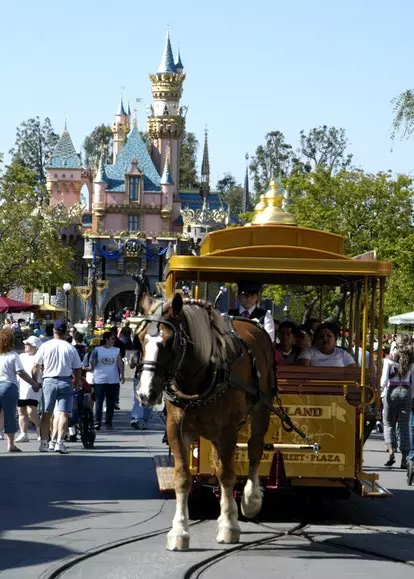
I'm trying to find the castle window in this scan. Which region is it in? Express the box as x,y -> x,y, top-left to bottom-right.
129,176 -> 139,201
128,215 -> 139,232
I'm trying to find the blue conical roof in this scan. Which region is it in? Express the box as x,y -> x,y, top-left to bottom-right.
161,157 -> 174,185
47,129 -> 82,169
157,31 -> 176,73
116,96 -> 126,115
95,154 -> 107,183
175,48 -> 184,72
105,127 -> 161,192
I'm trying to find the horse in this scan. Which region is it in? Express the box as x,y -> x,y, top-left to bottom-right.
137,293 -> 276,551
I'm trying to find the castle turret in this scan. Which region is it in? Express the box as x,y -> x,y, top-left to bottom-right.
112,96 -> 131,162
46,122 -> 83,207
92,153 -> 107,232
148,31 -> 185,194
200,128 -> 210,201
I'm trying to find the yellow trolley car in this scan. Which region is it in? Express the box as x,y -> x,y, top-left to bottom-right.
155,181 -> 392,499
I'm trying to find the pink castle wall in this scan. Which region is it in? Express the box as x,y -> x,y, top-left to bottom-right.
104,214 -> 125,231
143,214 -> 163,232
50,183 -> 79,207
106,191 -> 125,205
143,194 -> 162,207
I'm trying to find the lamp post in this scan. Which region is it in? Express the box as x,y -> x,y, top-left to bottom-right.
283,304 -> 290,319
63,282 -> 72,322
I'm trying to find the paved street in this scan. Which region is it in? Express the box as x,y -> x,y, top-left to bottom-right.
1,378 -> 413,579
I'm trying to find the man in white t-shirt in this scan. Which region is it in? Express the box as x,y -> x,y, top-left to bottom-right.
34,320 -> 82,454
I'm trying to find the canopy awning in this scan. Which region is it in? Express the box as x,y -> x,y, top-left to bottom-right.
38,304 -> 66,312
0,297 -> 37,314
388,312 -> 414,325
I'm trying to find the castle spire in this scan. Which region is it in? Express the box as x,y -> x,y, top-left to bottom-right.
200,128 -> 210,200
175,46 -> 184,74
116,95 -> 126,116
158,30 -> 176,73
161,147 -> 174,185
242,153 -> 251,212
201,128 -> 210,179
112,95 -> 130,162
95,151 -> 107,183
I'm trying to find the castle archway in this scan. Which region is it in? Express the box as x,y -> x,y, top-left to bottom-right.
105,291 -> 135,319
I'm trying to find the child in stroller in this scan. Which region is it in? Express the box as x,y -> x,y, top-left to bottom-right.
68,375 -> 95,449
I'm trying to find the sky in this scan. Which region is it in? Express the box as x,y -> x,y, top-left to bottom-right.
1,0 -> 414,186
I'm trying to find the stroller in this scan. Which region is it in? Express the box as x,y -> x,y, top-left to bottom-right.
69,377 -> 95,449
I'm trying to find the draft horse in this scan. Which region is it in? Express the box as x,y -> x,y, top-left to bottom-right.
137,294 -> 275,551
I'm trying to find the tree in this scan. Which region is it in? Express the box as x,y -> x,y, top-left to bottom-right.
9,117 -> 59,187
180,132 -> 199,189
298,125 -> 352,173
216,173 -> 244,214
249,131 -> 298,195
0,164 -> 75,295
391,89 -> 414,139
83,124 -> 113,170
286,167 -> 414,317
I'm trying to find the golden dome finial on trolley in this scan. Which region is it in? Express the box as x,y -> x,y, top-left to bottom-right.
251,178 -> 296,226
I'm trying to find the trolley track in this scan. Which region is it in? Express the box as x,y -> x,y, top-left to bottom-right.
39,504 -> 414,579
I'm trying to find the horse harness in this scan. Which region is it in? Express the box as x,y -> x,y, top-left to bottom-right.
137,299 -> 319,452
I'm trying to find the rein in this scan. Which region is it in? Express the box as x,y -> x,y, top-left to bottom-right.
137,299 -> 226,407
137,299 -> 319,452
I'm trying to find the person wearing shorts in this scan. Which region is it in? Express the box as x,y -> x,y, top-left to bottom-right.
34,321 -> 82,454
0,329 -> 41,452
15,335 -> 43,442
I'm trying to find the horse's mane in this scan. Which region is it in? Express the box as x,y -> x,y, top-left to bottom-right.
183,303 -> 214,365
148,297 -> 234,366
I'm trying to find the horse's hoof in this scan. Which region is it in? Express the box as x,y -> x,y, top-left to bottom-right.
166,531 -> 190,551
241,494 -> 262,519
216,528 -> 240,544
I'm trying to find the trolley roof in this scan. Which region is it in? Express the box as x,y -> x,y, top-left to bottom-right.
166,224 -> 392,286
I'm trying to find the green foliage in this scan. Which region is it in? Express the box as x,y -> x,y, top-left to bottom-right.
391,89 -> 414,140
83,124 -> 113,170
9,117 -> 59,188
286,167 -> 414,318
249,126 -> 353,195
180,132 -> 199,189
299,125 -> 353,173
0,163 -> 75,295
239,211 -> 255,223
249,131 -> 295,194
216,173 -> 244,214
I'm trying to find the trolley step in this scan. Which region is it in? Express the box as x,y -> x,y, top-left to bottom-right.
153,453 -> 175,492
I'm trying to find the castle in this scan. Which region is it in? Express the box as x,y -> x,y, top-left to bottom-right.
43,31 -> 225,320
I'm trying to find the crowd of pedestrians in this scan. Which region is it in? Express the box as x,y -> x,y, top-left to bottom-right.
0,314 -> 153,454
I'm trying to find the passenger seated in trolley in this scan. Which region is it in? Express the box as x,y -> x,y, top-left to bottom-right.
228,280 -> 275,341
275,321 -> 301,365
297,322 -> 357,367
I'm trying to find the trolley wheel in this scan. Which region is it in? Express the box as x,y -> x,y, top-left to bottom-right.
80,408 -> 96,449
407,460 -> 414,487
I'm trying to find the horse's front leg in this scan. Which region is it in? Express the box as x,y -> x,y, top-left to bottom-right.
241,403 -> 269,518
212,436 -> 241,544
166,417 -> 192,551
